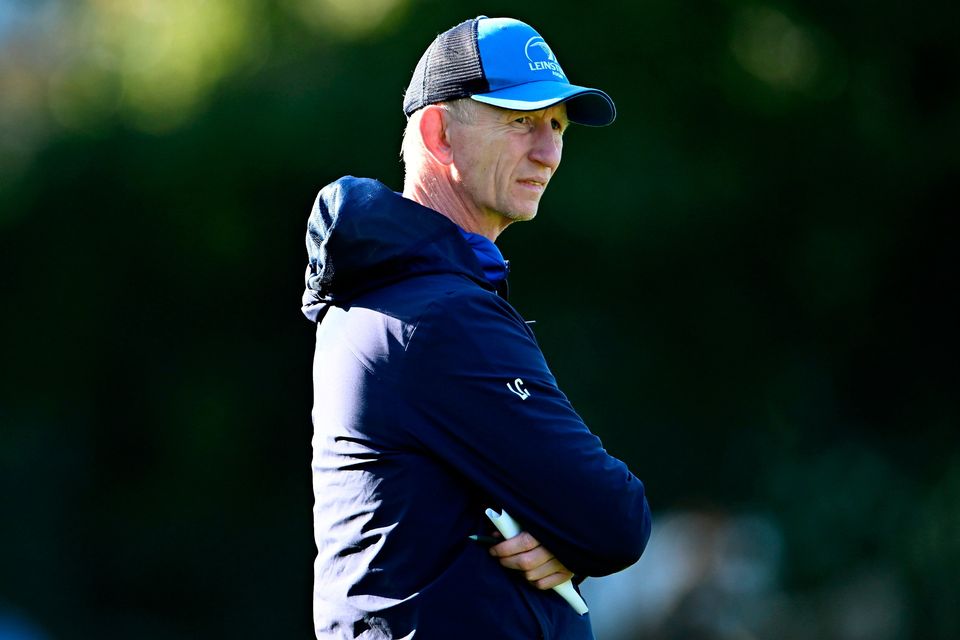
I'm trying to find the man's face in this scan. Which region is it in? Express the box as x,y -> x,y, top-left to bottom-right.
446,101 -> 567,224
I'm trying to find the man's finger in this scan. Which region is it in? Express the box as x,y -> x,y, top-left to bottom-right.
532,571 -> 574,591
495,545 -> 554,572
489,531 -> 539,557
521,557 -> 567,582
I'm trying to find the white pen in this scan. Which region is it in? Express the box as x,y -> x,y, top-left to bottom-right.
485,508 -> 589,615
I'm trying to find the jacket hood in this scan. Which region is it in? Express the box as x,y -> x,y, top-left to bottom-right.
302,176 -> 490,322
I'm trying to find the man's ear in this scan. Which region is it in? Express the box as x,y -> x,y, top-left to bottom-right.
419,105 -> 454,166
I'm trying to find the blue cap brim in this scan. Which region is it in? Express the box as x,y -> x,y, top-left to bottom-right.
471,81 -> 616,127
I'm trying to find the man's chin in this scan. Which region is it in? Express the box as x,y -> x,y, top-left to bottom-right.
503,209 -> 538,223
504,201 -> 540,222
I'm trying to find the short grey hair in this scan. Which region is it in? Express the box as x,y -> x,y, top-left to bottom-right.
400,98 -> 479,170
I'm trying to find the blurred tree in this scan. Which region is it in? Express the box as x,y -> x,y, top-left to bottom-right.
0,0 -> 956,637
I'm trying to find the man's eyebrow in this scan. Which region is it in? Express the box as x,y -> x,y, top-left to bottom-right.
501,109 -> 568,125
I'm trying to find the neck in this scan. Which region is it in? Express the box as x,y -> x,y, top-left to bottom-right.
403,170 -> 509,242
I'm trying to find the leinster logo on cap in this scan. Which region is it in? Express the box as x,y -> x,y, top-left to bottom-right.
524,36 -> 566,80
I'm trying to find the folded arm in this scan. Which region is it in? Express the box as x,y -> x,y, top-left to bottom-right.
402,290 -> 653,577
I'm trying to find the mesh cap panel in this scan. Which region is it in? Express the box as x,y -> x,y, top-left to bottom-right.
403,18 -> 489,116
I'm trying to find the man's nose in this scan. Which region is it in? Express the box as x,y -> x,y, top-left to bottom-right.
528,122 -> 562,170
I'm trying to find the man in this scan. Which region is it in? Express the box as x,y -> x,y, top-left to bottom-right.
302,16 -> 652,639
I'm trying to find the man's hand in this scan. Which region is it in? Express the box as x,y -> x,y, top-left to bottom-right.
489,531 -> 574,590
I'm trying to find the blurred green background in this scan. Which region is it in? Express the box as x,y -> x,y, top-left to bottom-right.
0,0 -> 957,638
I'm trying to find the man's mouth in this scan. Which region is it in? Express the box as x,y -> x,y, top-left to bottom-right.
518,178 -> 548,189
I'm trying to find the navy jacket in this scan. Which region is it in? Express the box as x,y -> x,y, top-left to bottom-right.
302,177 -> 652,639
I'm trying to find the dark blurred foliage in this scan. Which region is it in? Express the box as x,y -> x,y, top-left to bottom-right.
0,0 -> 957,638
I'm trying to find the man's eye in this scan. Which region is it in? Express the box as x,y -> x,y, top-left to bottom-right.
551,119 -> 564,131
514,116 -> 529,125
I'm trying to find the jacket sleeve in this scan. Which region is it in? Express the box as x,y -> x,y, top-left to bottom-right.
398,288 -> 652,578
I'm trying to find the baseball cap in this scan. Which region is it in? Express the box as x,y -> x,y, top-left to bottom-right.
403,16 -> 616,127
